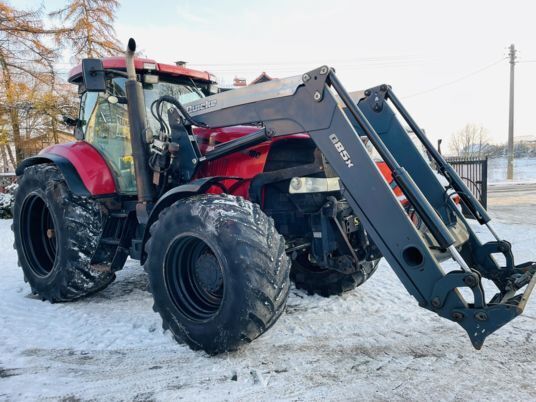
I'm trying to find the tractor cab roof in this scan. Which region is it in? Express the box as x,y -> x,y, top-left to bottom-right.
68,56 -> 216,84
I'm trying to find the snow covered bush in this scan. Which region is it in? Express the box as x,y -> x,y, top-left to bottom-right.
0,183 -> 17,219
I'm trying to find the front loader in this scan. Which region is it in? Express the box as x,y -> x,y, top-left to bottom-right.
12,38 -> 535,354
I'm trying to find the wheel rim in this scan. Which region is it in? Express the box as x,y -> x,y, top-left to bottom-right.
19,194 -> 58,277
164,235 -> 224,322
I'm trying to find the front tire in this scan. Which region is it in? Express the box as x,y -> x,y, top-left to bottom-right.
145,194 -> 291,354
12,164 -> 115,302
291,254 -> 379,297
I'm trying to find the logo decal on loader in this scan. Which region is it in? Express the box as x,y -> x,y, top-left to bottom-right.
329,134 -> 354,168
186,99 -> 217,114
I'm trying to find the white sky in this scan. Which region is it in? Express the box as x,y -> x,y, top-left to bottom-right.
22,0 -> 536,146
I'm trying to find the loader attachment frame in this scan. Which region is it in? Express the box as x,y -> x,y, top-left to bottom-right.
172,66 -> 535,349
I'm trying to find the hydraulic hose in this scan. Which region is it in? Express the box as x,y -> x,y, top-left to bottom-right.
154,95 -> 210,129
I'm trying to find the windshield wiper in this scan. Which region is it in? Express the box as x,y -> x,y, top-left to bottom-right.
188,77 -> 205,98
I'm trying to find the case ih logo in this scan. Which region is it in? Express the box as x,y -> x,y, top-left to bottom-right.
186,99 -> 217,114
329,134 -> 354,168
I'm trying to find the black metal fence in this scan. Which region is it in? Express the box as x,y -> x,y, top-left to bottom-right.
445,156 -> 488,216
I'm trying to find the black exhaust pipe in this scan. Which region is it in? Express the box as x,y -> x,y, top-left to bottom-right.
124,38 -> 153,222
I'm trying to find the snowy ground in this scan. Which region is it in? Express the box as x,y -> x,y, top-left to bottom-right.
0,187 -> 535,401
488,157 -> 536,183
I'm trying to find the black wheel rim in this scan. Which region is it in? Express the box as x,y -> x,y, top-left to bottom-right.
164,235 -> 224,322
20,194 -> 58,277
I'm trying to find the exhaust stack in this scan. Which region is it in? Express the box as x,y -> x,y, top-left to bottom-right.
125,38 -> 153,222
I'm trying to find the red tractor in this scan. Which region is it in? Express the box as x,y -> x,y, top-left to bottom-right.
13,39 -> 535,354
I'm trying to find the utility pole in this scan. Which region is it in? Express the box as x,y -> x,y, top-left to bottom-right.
507,44 -> 516,180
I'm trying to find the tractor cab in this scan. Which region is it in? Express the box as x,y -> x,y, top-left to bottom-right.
67,57 -> 218,194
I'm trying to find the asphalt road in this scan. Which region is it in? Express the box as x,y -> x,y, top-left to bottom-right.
488,182 -> 536,225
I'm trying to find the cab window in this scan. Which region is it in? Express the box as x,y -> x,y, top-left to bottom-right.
78,76 -> 205,195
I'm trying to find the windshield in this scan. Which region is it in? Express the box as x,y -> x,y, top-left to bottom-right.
79,76 -> 204,194
142,80 -> 203,133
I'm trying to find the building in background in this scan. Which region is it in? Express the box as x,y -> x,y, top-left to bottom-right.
250,72 -> 272,85
233,77 -> 247,87
219,72 -> 275,91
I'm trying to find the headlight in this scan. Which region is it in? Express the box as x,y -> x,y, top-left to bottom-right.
289,177 -> 341,194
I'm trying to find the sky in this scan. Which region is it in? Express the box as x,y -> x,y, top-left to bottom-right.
19,0 -> 536,147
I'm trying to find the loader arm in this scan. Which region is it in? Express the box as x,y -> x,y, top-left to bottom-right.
169,66 -> 535,349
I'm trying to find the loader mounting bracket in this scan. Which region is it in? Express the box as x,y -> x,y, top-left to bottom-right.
302,65 -> 330,102
363,84 -> 389,112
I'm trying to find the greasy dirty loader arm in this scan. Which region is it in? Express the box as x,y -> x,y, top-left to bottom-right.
167,66 -> 536,349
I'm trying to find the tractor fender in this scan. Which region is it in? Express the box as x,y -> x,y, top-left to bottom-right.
141,176 -> 235,264
16,142 -> 117,197
16,154 -> 91,197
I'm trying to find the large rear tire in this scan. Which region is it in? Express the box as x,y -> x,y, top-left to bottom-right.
145,194 -> 291,354
290,254 -> 379,297
12,164 -> 115,302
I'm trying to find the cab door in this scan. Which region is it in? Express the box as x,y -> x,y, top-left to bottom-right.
79,77 -> 136,194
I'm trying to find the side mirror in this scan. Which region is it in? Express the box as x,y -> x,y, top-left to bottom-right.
74,125 -> 84,140
81,58 -> 106,92
208,83 -> 219,95
62,115 -> 79,127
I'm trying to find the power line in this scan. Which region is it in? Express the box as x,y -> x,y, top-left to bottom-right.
188,54 -> 424,68
201,61 -> 426,75
192,57 -> 430,75
402,57 -> 506,99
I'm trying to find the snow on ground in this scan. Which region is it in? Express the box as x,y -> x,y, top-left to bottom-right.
488,157 -> 536,183
487,183 -> 536,226
0,200 -> 535,401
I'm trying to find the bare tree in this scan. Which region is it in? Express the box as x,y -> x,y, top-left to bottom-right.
0,1 -> 122,169
31,76 -> 78,144
448,124 -> 490,157
0,2 -> 64,164
0,112 -> 13,171
52,0 -> 122,60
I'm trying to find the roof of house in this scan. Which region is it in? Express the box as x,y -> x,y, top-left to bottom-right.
250,72 -> 273,85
